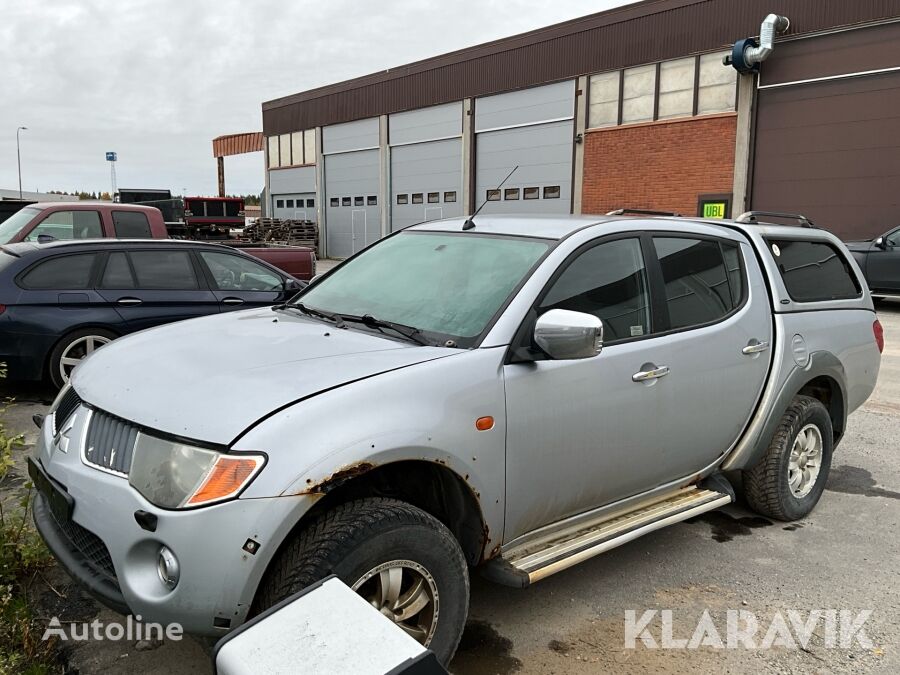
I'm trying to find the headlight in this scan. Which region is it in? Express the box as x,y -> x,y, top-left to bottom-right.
128,434 -> 264,509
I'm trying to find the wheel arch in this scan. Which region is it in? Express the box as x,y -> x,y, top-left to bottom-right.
44,325 -> 121,381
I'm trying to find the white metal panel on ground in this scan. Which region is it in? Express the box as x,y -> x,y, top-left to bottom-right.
389,102 -> 463,145
475,119 -> 574,216
475,80 -> 575,132
322,117 -> 380,155
324,150 -> 381,258
390,138 -> 463,232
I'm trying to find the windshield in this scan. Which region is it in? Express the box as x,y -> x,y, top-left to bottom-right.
297,231 -> 550,346
0,207 -> 41,244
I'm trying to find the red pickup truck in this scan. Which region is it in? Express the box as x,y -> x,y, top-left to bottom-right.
0,202 -> 316,280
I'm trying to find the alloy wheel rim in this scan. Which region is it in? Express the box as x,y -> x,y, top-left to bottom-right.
788,423 -> 823,498
59,335 -> 112,383
351,560 -> 439,645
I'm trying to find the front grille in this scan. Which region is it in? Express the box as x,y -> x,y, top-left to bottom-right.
49,508 -> 118,585
53,387 -> 82,435
84,410 -> 138,476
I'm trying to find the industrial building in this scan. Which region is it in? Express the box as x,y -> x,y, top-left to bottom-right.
261,0 -> 900,258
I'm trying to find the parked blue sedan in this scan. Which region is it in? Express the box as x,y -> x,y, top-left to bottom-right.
0,239 -> 304,387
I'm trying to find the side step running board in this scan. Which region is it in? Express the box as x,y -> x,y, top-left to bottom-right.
484,486 -> 732,587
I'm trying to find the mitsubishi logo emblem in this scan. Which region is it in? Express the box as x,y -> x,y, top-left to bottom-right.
54,415 -> 76,454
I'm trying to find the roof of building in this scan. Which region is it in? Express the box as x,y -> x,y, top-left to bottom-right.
262,0 -> 900,134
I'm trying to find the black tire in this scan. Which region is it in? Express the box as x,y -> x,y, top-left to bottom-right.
743,395 -> 833,521
48,328 -> 117,390
254,498 -> 469,666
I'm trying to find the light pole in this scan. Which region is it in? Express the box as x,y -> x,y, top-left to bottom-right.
16,126 -> 27,199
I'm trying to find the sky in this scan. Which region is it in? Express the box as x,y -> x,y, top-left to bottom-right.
0,0 -> 633,198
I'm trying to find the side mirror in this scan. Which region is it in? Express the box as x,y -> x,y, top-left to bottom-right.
37,234 -> 57,244
284,278 -> 304,292
534,309 -> 603,360
875,237 -> 887,250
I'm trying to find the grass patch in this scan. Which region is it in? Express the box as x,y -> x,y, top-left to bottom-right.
0,371 -> 57,674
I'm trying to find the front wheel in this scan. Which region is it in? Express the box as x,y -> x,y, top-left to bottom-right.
743,395 -> 833,521
254,498 -> 469,665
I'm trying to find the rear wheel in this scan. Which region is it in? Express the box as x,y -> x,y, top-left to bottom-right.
743,395 -> 833,521
254,498 -> 469,665
48,328 -> 116,389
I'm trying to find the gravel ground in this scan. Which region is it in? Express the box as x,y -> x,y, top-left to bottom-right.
2,303 -> 898,674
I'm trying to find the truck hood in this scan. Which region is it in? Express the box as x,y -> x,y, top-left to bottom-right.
71,308 -> 456,445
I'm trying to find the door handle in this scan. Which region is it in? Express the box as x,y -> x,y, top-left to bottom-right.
116,298 -> 142,306
632,365 -> 670,382
221,297 -> 244,305
742,340 -> 770,355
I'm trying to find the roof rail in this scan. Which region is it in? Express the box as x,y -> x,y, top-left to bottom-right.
735,211 -> 815,228
606,208 -> 681,217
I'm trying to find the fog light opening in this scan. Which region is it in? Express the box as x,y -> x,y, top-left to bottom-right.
157,546 -> 180,590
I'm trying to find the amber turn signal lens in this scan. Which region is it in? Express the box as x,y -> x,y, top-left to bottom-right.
475,416 -> 495,431
186,456 -> 263,506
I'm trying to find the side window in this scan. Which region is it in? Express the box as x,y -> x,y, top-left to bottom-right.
768,239 -> 861,302
884,229 -> 900,247
199,252 -> 283,291
100,252 -> 136,289
20,254 -> 97,290
112,211 -> 152,238
25,211 -> 102,241
540,238 -> 651,342
654,237 -> 737,329
129,250 -> 199,290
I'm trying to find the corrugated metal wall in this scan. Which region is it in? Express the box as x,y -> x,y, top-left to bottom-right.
263,0 -> 900,134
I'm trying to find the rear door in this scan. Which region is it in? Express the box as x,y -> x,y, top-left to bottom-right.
97,248 -> 219,331
196,250 -> 288,310
645,234 -> 772,476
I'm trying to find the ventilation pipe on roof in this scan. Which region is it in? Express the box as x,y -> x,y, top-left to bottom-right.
726,14 -> 790,74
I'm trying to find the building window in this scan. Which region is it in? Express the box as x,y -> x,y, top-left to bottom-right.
658,57 -> 695,119
698,52 -> 737,114
588,71 -> 620,128
286,199 -> 294,208
342,197 -> 351,207
397,194 -> 409,205
486,189 -> 501,201
443,191 -> 457,203
367,195 -> 377,206
352,196 -> 362,206
279,134 -> 291,167
267,136 -> 279,169
543,186 -> 561,199
504,188 -> 520,200
524,187 -> 539,200
276,199 -> 284,208
622,64 -> 656,124
330,198 -> 339,207
290,132 -> 303,166
306,199 -> 315,208
412,193 -> 424,204
303,129 -> 316,164
427,192 -> 439,204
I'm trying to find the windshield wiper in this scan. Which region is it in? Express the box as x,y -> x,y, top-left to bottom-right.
274,302 -> 345,328
342,314 -> 430,346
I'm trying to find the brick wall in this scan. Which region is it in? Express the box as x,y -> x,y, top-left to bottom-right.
582,113 -> 737,218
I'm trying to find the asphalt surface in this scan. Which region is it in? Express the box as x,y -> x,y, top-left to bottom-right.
3,302 -> 899,674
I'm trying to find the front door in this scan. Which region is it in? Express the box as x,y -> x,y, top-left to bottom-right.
196,250 -> 288,311
503,233 -> 770,542
865,228 -> 900,292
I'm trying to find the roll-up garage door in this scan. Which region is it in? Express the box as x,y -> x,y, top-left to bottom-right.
391,138 -> 463,231
475,80 -> 575,216
751,23 -> 900,240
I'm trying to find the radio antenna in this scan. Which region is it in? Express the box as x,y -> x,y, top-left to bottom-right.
462,165 -> 518,231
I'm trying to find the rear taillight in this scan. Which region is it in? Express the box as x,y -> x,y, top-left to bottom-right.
874,319 -> 884,354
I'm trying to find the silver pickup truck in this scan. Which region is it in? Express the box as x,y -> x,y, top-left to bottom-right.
30,212 -> 881,664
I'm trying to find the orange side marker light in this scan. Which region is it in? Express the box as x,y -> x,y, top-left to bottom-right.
476,416 -> 495,431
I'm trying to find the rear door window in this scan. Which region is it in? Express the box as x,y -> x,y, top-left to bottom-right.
129,250 -> 199,290
100,252 -> 136,288
112,211 -> 152,238
20,254 -> 97,289
653,237 -> 742,330
768,239 -> 861,302
24,211 -> 102,242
